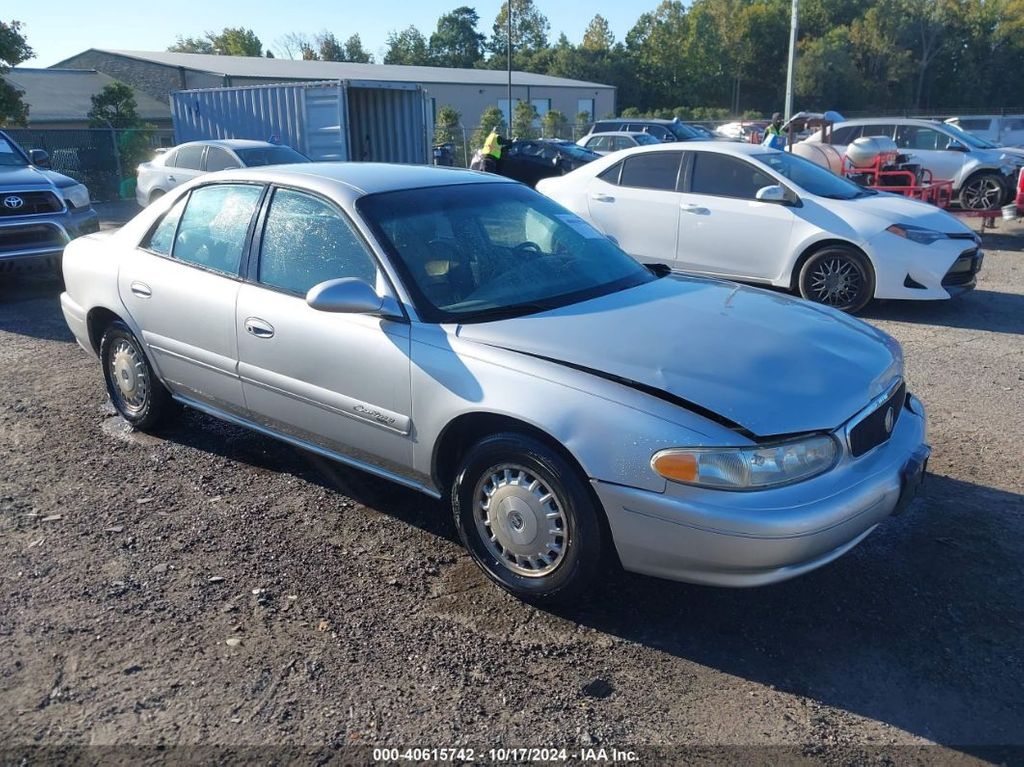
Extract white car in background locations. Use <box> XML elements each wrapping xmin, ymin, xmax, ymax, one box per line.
<box><xmin>945</xmin><ymin>115</ymin><xmax>1024</xmax><ymax>148</ymax></box>
<box><xmin>537</xmin><ymin>142</ymin><xmax>982</xmax><ymax>313</ymax></box>
<box><xmin>577</xmin><ymin>131</ymin><xmax>661</xmax><ymax>155</ymax></box>
<box><xmin>135</xmin><ymin>140</ymin><xmax>309</xmax><ymax>206</ymax></box>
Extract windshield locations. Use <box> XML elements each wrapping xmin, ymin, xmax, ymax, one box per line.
<box><xmin>554</xmin><ymin>142</ymin><xmax>601</xmax><ymax>161</ymax></box>
<box><xmin>752</xmin><ymin>151</ymin><xmax>874</xmax><ymax>200</ymax></box>
<box><xmin>0</xmin><ymin>136</ymin><xmax>30</xmax><ymax>167</ymax></box>
<box><xmin>668</xmin><ymin>122</ymin><xmax>699</xmax><ymax>140</ymax></box>
<box><xmin>235</xmin><ymin>146</ymin><xmax>310</xmax><ymax>166</ymax></box>
<box><xmin>635</xmin><ymin>133</ymin><xmax>661</xmax><ymax>145</ymax></box>
<box><xmin>358</xmin><ymin>183</ymin><xmax>655</xmax><ymax>323</ymax></box>
<box><xmin>941</xmin><ymin>122</ymin><xmax>992</xmax><ymax>150</ymax></box>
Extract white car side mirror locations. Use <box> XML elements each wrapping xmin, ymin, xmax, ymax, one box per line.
<box><xmin>306</xmin><ymin>277</ymin><xmax>402</xmax><ymax>320</ymax></box>
<box><xmin>755</xmin><ymin>185</ymin><xmax>789</xmax><ymax>203</ymax></box>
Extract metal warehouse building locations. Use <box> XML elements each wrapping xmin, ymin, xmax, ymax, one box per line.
<box><xmin>53</xmin><ymin>49</ymin><xmax>616</xmax><ymax>131</ymax></box>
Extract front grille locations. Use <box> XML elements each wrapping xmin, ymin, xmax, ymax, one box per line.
<box><xmin>942</xmin><ymin>248</ymin><xmax>982</xmax><ymax>287</ymax></box>
<box><xmin>849</xmin><ymin>381</ymin><xmax>906</xmax><ymax>457</ymax></box>
<box><xmin>0</xmin><ymin>190</ymin><xmax>64</xmax><ymax>217</ymax></box>
<box><xmin>0</xmin><ymin>223</ymin><xmax>68</xmax><ymax>255</ymax></box>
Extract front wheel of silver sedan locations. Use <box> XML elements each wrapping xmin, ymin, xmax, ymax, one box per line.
<box><xmin>452</xmin><ymin>433</ymin><xmax>604</xmax><ymax>604</ymax></box>
<box><xmin>100</xmin><ymin>320</ymin><xmax>173</xmax><ymax>431</ymax></box>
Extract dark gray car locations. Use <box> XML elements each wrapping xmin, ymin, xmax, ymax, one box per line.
<box><xmin>0</xmin><ymin>130</ymin><xmax>99</xmax><ymax>273</ymax></box>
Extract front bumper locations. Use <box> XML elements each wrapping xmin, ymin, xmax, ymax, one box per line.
<box><xmin>867</xmin><ymin>231</ymin><xmax>981</xmax><ymax>301</ymax></box>
<box><xmin>0</xmin><ymin>207</ymin><xmax>100</xmax><ymax>271</ymax></box>
<box><xmin>593</xmin><ymin>395</ymin><xmax>929</xmax><ymax>587</ymax></box>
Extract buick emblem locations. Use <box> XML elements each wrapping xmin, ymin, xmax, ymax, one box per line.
<box><xmin>3</xmin><ymin>195</ymin><xmax>25</xmax><ymax>209</ymax></box>
<box><xmin>884</xmin><ymin>406</ymin><xmax>895</xmax><ymax>434</ymax></box>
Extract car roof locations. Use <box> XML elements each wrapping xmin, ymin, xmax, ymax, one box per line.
<box><xmin>835</xmin><ymin>117</ymin><xmax>946</xmax><ymax>128</ymax></box>
<box><xmin>176</xmin><ymin>139</ymin><xmax>283</xmax><ymax>150</ymax></box>
<box><xmin>583</xmin><ymin>131</ymin><xmax>651</xmax><ymax>139</ymax></box>
<box><xmin>597</xmin><ymin>117</ymin><xmax>680</xmax><ymax>125</ymax></box>
<box><xmin>605</xmin><ymin>141</ymin><xmax>769</xmax><ymax>157</ymax></box>
<box><xmin>214</xmin><ymin>162</ymin><xmax>510</xmax><ymax>196</ymax></box>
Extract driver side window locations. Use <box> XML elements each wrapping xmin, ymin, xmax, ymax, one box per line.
<box><xmin>690</xmin><ymin>153</ymin><xmax>776</xmax><ymax>200</ymax></box>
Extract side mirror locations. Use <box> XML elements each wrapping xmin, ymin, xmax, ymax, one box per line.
<box><xmin>29</xmin><ymin>149</ymin><xmax>50</xmax><ymax>168</ymax></box>
<box><xmin>306</xmin><ymin>278</ymin><xmax>386</xmax><ymax>315</ymax></box>
<box><xmin>947</xmin><ymin>140</ymin><xmax>969</xmax><ymax>152</ymax></box>
<box><xmin>755</xmin><ymin>184</ymin><xmax>789</xmax><ymax>203</ymax></box>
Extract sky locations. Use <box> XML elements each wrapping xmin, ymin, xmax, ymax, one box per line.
<box><xmin>16</xmin><ymin>1</ymin><xmax>651</xmax><ymax>67</ymax></box>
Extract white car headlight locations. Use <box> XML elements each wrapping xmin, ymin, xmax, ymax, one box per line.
<box><xmin>652</xmin><ymin>434</ymin><xmax>839</xmax><ymax>490</ymax></box>
<box><xmin>63</xmin><ymin>183</ymin><xmax>91</xmax><ymax>210</ymax></box>
<box><xmin>885</xmin><ymin>223</ymin><xmax>946</xmax><ymax>245</ymax></box>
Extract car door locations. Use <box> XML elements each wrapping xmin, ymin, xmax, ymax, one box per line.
<box><xmin>675</xmin><ymin>150</ymin><xmax>795</xmax><ymax>281</ymax></box>
<box><xmin>118</xmin><ymin>182</ymin><xmax>264</xmax><ymax>413</ymax></box>
<box><xmin>163</xmin><ymin>144</ymin><xmax>206</xmax><ymax>191</ymax></box>
<box><xmin>894</xmin><ymin>125</ymin><xmax>966</xmax><ymax>184</ymax></box>
<box><xmin>585</xmin><ymin>151</ymin><xmax>684</xmax><ymax>264</ymax></box>
<box><xmin>235</xmin><ymin>186</ymin><xmax>414</xmax><ymax>475</ymax></box>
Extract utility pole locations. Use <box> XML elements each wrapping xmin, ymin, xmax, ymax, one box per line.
<box><xmin>507</xmin><ymin>1</ymin><xmax>513</xmax><ymax>133</ymax></box>
<box><xmin>784</xmin><ymin>0</ymin><xmax>799</xmax><ymax>121</ymax></box>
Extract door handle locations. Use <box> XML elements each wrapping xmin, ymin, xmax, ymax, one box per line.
<box><xmin>130</xmin><ymin>281</ymin><xmax>152</xmax><ymax>298</ymax></box>
<box><xmin>680</xmin><ymin>203</ymin><xmax>710</xmax><ymax>215</ymax></box>
<box><xmin>167</xmin><ymin>175</ymin><xmax>176</xmax><ymax>183</ymax></box>
<box><xmin>590</xmin><ymin>193</ymin><xmax>615</xmax><ymax>202</ymax></box>
<box><xmin>244</xmin><ymin>317</ymin><xmax>275</xmax><ymax>339</ymax></box>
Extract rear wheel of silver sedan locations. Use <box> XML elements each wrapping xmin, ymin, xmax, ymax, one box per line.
<box><xmin>797</xmin><ymin>246</ymin><xmax>875</xmax><ymax>314</ymax></box>
<box><xmin>452</xmin><ymin>433</ymin><xmax>604</xmax><ymax>604</ymax></box>
<box><xmin>100</xmin><ymin>321</ymin><xmax>173</xmax><ymax>430</ymax></box>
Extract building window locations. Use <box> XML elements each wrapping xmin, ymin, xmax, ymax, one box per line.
<box><xmin>577</xmin><ymin>99</ymin><xmax>595</xmax><ymax>123</ymax></box>
<box><xmin>530</xmin><ymin>98</ymin><xmax>550</xmax><ymax>127</ymax></box>
<box><xmin>497</xmin><ymin>99</ymin><xmax>519</xmax><ymax>128</ymax></box>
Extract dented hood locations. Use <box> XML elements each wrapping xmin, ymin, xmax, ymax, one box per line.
<box><xmin>457</xmin><ymin>276</ymin><xmax>902</xmax><ymax>437</ymax></box>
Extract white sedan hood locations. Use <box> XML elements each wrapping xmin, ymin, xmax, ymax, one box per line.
<box><xmin>458</xmin><ymin>276</ymin><xmax>902</xmax><ymax>438</ymax></box>
<box><xmin>833</xmin><ymin>192</ymin><xmax>977</xmax><ymax>236</ymax></box>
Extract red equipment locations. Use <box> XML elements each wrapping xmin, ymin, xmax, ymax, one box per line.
<box><xmin>841</xmin><ymin>151</ymin><xmax>954</xmax><ymax>208</ymax></box>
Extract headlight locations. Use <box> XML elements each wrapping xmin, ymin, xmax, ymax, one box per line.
<box><xmin>63</xmin><ymin>183</ymin><xmax>91</xmax><ymax>210</ymax></box>
<box><xmin>885</xmin><ymin>223</ymin><xmax>947</xmax><ymax>245</ymax></box>
<box><xmin>652</xmin><ymin>434</ymin><xmax>839</xmax><ymax>491</ymax></box>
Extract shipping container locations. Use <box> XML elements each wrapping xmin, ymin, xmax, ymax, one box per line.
<box><xmin>170</xmin><ymin>80</ymin><xmax>431</xmax><ymax>164</ymax></box>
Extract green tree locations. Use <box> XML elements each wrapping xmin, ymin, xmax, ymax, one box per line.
<box><xmin>429</xmin><ymin>7</ymin><xmax>485</xmax><ymax>68</ymax></box>
<box><xmin>434</xmin><ymin>104</ymin><xmax>461</xmax><ymax>143</ymax></box>
<box><xmin>541</xmin><ymin>108</ymin><xmax>568</xmax><ymax>138</ymax></box>
<box><xmin>472</xmin><ymin>105</ymin><xmax>506</xmax><ymax>150</ymax></box>
<box><xmin>316</xmin><ymin>31</ymin><xmax>345</xmax><ymax>62</ymax></box>
<box><xmin>87</xmin><ymin>82</ymin><xmax>141</xmax><ymax>129</ymax></box>
<box><xmin>487</xmin><ymin>0</ymin><xmax>550</xmax><ymax>63</ymax></box>
<box><xmin>0</xmin><ymin>20</ymin><xmax>33</xmax><ymax>126</ymax></box>
<box><xmin>170</xmin><ymin>27</ymin><xmax>263</xmax><ymax>56</ymax></box>
<box><xmin>582</xmin><ymin>14</ymin><xmax>615</xmax><ymax>51</ymax></box>
<box><xmin>384</xmin><ymin>26</ymin><xmax>431</xmax><ymax>65</ymax></box>
<box><xmin>343</xmin><ymin>34</ymin><xmax>373</xmax><ymax>63</ymax></box>
<box><xmin>512</xmin><ymin>100</ymin><xmax>538</xmax><ymax>139</ymax></box>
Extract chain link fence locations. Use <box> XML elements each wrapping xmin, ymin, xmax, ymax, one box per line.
<box><xmin>6</xmin><ymin>128</ymin><xmax>174</xmax><ymax>202</ymax></box>
<box><xmin>432</xmin><ymin>124</ymin><xmax>595</xmax><ymax>168</ymax></box>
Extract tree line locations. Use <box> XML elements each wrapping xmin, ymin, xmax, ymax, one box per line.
<box><xmin>4</xmin><ymin>1</ymin><xmax>1024</xmax><ymax>128</ymax></box>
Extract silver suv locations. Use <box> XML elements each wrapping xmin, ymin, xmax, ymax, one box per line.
<box><xmin>0</xmin><ymin>130</ymin><xmax>99</xmax><ymax>273</ymax></box>
<box><xmin>801</xmin><ymin>117</ymin><xmax>1023</xmax><ymax>210</ymax></box>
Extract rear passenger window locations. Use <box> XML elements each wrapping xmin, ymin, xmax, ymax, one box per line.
<box><xmin>258</xmin><ymin>189</ymin><xmax>377</xmax><ymax>295</ymax></box>
<box><xmin>618</xmin><ymin>153</ymin><xmax>682</xmax><ymax>191</ymax></box>
<box><xmin>172</xmin><ymin>184</ymin><xmax>262</xmax><ymax>273</ymax></box>
<box><xmin>831</xmin><ymin>126</ymin><xmax>861</xmax><ymax>144</ymax></box>
<box><xmin>861</xmin><ymin>124</ymin><xmax>895</xmax><ymax>139</ymax></box>
<box><xmin>173</xmin><ymin>145</ymin><xmax>205</xmax><ymax>170</ymax></box>
<box><xmin>690</xmin><ymin>153</ymin><xmax>775</xmax><ymax>199</ymax></box>
<box><xmin>205</xmin><ymin>147</ymin><xmax>240</xmax><ymax>171</ymax></box>
<box><xmin>144</xmin><ymin>196</ymin><xmax>187</xmax><ymax>255</ymax></box>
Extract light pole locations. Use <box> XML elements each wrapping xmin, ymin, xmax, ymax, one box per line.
<box><xmin>784</xmin><ymin>0</ymin><xmax>799</xmax><ymax>121</ymax></box>
<box><xmin>507</xmin><ymin>1</ymin><xmax>513</xmax><ymax>133</ymax></box>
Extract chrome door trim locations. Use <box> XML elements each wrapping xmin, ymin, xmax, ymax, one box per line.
<box><xmin>172</xmin><ymin>393</ymin><xmax>440</xmax><ymax>499</ymax></box>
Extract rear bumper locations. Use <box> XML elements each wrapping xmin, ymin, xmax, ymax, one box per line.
<box><xmin>593</xmin><ymin>398</ymin><xmax>929</xmax><ymax>587</ymax></box>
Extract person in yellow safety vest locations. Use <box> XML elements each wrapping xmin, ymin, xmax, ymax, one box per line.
<box><xmin>481</xmin><ymin>128</ymin><xmax>504</xmax><ymax>173</ymax></box>
<box><xmin>762</xmin><ymin>112</ymin><xmax>787</xmax><ymax>150</ymax></box>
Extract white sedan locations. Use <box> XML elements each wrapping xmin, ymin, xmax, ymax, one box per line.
<box><xmin>537</xmin><ymin>142</ymin><xmax>983</xmax><ymax>313</ymax></box>
<box><xmin>135</xmin><ymin>140</ymin><xmax>309</xmax><ymax>207</ymax></box>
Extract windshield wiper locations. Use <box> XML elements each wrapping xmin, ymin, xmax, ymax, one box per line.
<box><xmin>456</xmin><ymin>302</ymin><xmax>553</xmax><ymax>323</ymax></box>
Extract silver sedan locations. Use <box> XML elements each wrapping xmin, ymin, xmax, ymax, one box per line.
<box><xmin>60</xmin><ymin>163</ymin><xmax>930</xmax><ymax>603</ymax></box>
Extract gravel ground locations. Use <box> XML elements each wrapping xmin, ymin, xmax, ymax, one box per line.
<box><xmin>1</xmin><ymin>208</ymin><xmax>1022</xmax><ymax>764</ymax></box>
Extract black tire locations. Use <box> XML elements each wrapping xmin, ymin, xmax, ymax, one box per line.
<box><xmin>797</xmin><ymin>246</ymin><xmax>875</xmax><ymax>314</ymax></box>
<box><xmin>451</xmin><ymin>432</ymin><xmax>604</xmax><ymax>604</ymax></box>
<box><xmin>959</xmin><ymin>172</ymin><xmax>1006</xmax><ymax>211</ymax></box>
<box><xmin>99</xmin><ymin>320</ymin><xmax>173</xmax><ymax>430</ymax></box>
